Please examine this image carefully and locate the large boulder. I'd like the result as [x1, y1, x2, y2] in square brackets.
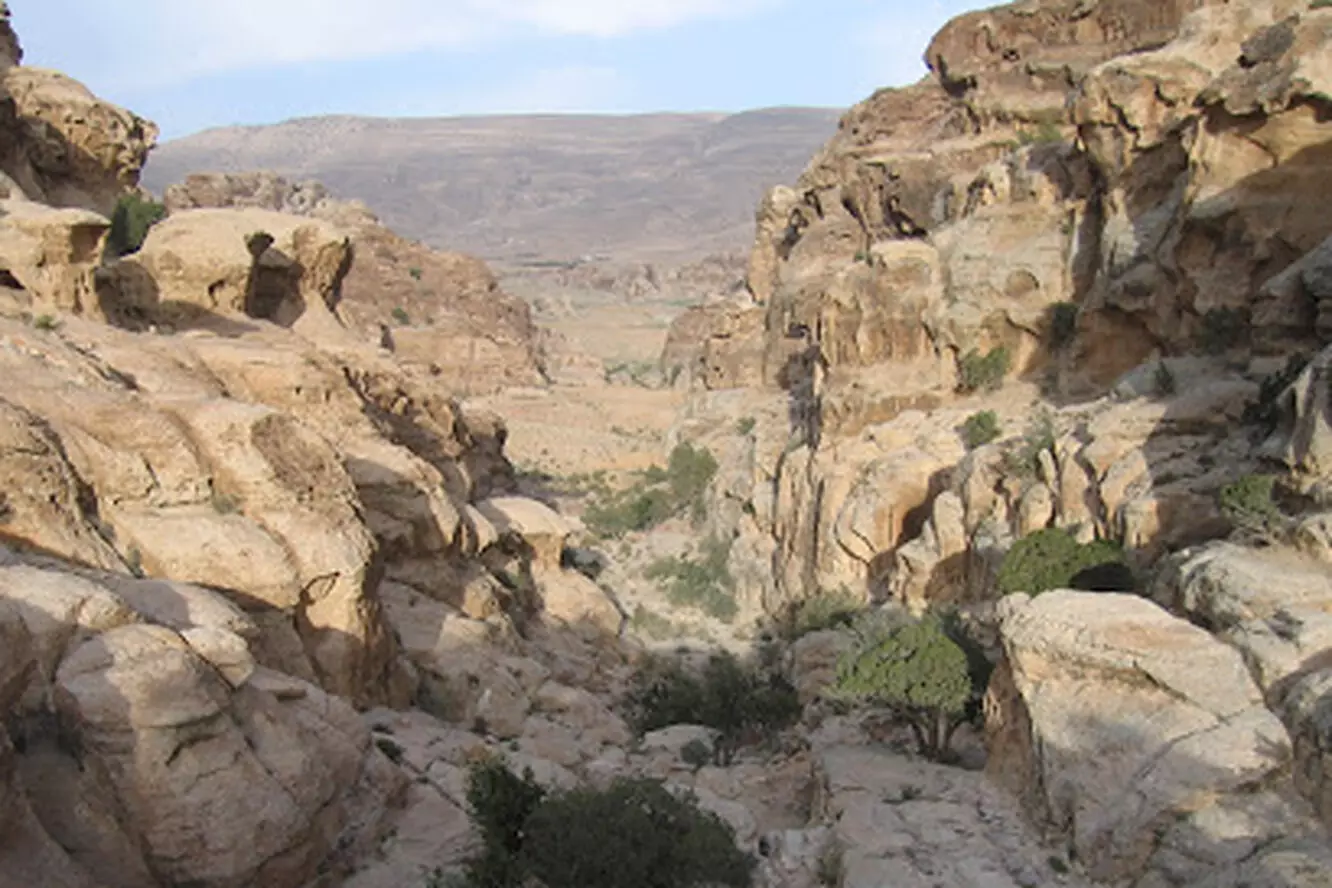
[94, 208, 353, 334]
[0, 66, 156, 215]
[0, 558, 404, 888]
[985, 591, 1309, 884]
[0, 199, 108, 313]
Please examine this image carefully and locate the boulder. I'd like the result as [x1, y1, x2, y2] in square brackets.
[0, 198, 108, 313]
[0, 66, 156, 215]
[986, 591, 1298, 883]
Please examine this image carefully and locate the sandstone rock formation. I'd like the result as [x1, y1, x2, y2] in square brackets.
[0, 8, 155, 215]
[161, 171, 545, 393]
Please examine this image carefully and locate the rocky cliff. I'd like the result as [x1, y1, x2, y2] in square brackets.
[162, 171, 546, 394]
[665, 1, 1332, 882]
[0, 20, 623, 887]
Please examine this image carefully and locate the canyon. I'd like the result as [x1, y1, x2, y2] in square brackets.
[1, 0, 1332, 887]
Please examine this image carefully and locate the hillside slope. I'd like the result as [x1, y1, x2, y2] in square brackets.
[142, 109, 842, 263]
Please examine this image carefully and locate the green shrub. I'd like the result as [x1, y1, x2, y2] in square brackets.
[1243, 353, 1310, 432]
[462, 757, 548, 888]
[107, 193, 167, 256]
[583, 443, 718, 537]
[779, 587, 866, 641]
[624, 651, 800, 765]
[584, 486, 674, 537]
[31, 314, 60, 332]
[391, 306, 411, 326]
[961, 410, 1002, 450]
[829, 614, 973, 761]
[630, 604, 684, 641]
[520, 777, 754, 888]
[735, 416, 756, 435]
[409, 266, 423, 281]
[680, 737, 712, 770]
[996, 527, 1126, 596]
[460, 758, 754, 888]
[1154, 360, 1177, 397]
[646, 536, 737, 622]
[1315, 0, 1332, 9]
[1018, 121, 1064, 145]
[1197, 307, 1247, 355]
[1220, 474, 1287, 541]
[1047, 302, 1079, 351]
[957, 346, 1011, 394]
[667, 442, 719, 522]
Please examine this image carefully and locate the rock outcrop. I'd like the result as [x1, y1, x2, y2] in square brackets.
[161, 171, 545, 394]
[0, 9, 155, 215]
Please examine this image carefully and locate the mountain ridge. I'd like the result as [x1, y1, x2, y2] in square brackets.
[143, 106, 844, 264]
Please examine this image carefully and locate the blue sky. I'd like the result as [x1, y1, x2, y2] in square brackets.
[15, 0, 987, 141]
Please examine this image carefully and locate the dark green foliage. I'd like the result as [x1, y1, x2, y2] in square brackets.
[667, 442, 719, 522]
[459, 759, 753, 888]
[996, 527, 1127, 596]
[583, 443, 718, 538]
[624, 651, 801, 765]
[1154, 360, 1177, 397]
[1197, 307, 1248, 355]
[1047, 302, 1079, 351]
[961, 410, 1002, 450]
[409, 266, 423, 280]
[1220, 474, 1288, 541]
[680, 737, 712, 770]
[462, 758, 547, 888]
[1018, 121, 1063, 145]
[32, 314, 61, 331]
[646, 536, 737, 622]
[735, 417, 756, 435]
[778, 587, 865, 641]
[957, 347, 1011, 394]
[830, 614, 973, 761]
[584, 486, 674, 537]
[391, 306, 412, 326]
[1243, 354, 1310, 432]
[520, 778, 754, 888]
[107, 193, 167, 257]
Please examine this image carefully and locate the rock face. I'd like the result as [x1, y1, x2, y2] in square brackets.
[0, 553, 405, 888]
[0, 23, 156, 215]
[161, 171, 545, 394]
[666, 0, 1332, 615]
[986, 590, 1322, 885]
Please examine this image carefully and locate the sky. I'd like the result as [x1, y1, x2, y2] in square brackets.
[14, 0, 988, 142]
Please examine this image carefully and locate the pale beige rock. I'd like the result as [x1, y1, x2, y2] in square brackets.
[986, 591, 1294, 883]
[1, 66, 156, 215]
[0, 199, 107, 314]
[96, 208, 353, 334]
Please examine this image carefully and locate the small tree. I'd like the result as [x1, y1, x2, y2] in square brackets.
[107, 193, 167, 256]
[460, 759, 754, 888]
[961, 410, 1002, 450]
[624, 651, 800, 765]
[996, 527, 1126, 595]
[830, 615, 972, 761]
[957, 346, 1011, 394]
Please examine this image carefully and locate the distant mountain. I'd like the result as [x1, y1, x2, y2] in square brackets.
[143, 108, 843, 264]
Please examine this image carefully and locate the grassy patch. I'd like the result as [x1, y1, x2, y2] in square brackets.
[961, 410, 1001, 450]
[646, 536, 737, 623]
[957, 346, 1011, 394]
[582, 443, 718, 538]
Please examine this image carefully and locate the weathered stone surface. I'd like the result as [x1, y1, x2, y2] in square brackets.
[986, 591, 1297, 883]
[0, 66, 156, 216]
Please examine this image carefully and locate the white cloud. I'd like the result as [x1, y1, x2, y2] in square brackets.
[39, 0, 778, 90]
